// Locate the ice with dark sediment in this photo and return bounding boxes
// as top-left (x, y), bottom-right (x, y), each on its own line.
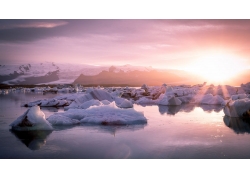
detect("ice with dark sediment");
top-left (10, 106), bottom-right (53, 131)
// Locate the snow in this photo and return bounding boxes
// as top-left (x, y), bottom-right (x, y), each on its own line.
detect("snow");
top-left (10, 106), bottom-right (53, 131)
top-left (47, 102), bottom-right (147, 125)
top-left (0, 62), bottom-right (154, 85)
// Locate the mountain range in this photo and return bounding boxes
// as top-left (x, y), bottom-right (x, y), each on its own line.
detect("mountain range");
top-left (0, 62), bottom-right (249, 86)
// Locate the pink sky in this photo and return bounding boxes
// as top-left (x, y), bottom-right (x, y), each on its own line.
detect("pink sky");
top-left (0, 20), bottom-right (250, 70)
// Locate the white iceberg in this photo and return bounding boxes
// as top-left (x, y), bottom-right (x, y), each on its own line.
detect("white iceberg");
top-left (115, 97), bottom-right (133, 108)
top-left (193, 94), bottom-right (225, 105)
top-left (10, 106), bottom-right (53, 131)
top-left (101, 100), bottom-right (111, 105)
top-left (158, 95), bottom-right (182, 106)
top-left (231, 94), bottom-right (248, 100)
top-left (223, 98), bottom-right (250, 118)
top-left (80, 99), bottom-right (102, 109)
top-left (47, 102), bottom-right (147, 125)
top-left (47, 115), bottom-right (80, 125)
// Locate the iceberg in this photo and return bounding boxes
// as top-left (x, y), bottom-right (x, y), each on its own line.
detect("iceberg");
top-left (80, 99), bottom-right (102, 109)
top-left (192, 94), bottom-right (225, 105)
top-left (223, 98), bottom-right (250, 118)
top-left (158, 94), bottom-right (182, 106)
top-left (47, 102), bottom-right (147, 125)
top-left (10, 106), bottom-right (53, 131)
top-left (115, 97), bottom-right (133, 108)
top-left (47, 115), bottom-right (80, 125)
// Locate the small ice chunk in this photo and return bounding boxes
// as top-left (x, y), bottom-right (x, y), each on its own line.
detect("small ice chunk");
top-left (101, 100), bottom-right (111, 105)
top-left (47, 115), bottom-right (80, 125)
top-left (231, 94), bottom-right (247, 100)
top-left (158, 95), bottom-right (182, 106)
top-left (115, 97), bottom-right (133, 108)
top-left (223, 98), bottom-right (250, 118)
top-left (90, 89), bottom-right (113, 101)
top-left (80, 99), bottom-right (102, 109)
top-left (10, 106), bottom-right (53, 131)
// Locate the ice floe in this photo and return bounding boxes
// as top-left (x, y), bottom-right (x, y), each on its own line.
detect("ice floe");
top-left (223, 98), bottom-right (250, 118)
top-left (10, 106), bottom-right (53, 131)
top-left (11, 82), bottom-right (250, 120)
top-left (115, 97), bottom-right (133, 108)
top-left (47, 114), bottom-right (80, 125)
top-left (47, 102), bottom-right (147, 125)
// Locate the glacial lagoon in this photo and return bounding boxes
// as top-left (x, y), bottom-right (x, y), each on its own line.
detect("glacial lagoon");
top-left (1, 91), bottom-right (250, 159)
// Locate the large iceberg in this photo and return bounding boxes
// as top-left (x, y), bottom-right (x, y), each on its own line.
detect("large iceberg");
top-left (10, 106), bottom-right (53, 131)
top-left (223, 98), bottom-right (250, 118)
top-left (47, 102), bottom-right (147, 125)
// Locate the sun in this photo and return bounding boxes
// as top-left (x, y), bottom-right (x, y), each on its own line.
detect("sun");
top-left (185, 53), bottom-right (246, 84)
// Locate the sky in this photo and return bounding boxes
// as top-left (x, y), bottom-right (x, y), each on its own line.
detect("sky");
top-left (0, 19), bottom-right (250, 71)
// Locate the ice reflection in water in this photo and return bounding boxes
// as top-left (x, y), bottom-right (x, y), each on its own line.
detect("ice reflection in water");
top-left (158, 103), bottom-right (223, 116)
top-left (10, 130), bottom-right (52, 150)
top-left (53, 124), bottom-right (147, 136)
top-left (223, 116), bottom-right (250, 134)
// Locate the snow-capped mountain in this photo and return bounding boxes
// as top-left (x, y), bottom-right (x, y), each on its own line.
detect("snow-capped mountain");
top-left (1, 62), bottom-right (249, 86)
top-left (0, 62), bottom-right (154, 85)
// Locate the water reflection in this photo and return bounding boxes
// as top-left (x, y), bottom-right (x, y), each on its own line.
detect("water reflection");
top-left (223, 116), bottom-right (250, 134)
top-left (53, 124), bottom-right (147, 136)
top-left (10, 130), bottom-right (52, 150)
top-left (158, 104), bottom-right (223, 115)
top-left (85, 124), bottom-right (146, 136)
top-left (158, 105), bottom-right (182, 115)
top-left (199, 104), bottom-right (223, 113)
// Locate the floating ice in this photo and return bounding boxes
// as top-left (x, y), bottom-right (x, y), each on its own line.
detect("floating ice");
top-left (80, 99), bottom-right (102, 109)
top-left (231, 94), bottom-right (248, 100)
top-left (136, 97), bottom-right (158, 105)
top-left (193, 94), bottom-right (225, 105)
top-left (223, 98), bottom-right (250, 118)
top-left (47, 115), bottom-right (80, 125)
top-left (10, 106), bottom-right (53, 131)
top-left (47, 102), bottom-right (147, 125)
top-left (101, 100), bottom-right (111, 105)
top-left (115, 97), bottom-right (133, 108)
top-left (158, 94), bottom-right (182, 106)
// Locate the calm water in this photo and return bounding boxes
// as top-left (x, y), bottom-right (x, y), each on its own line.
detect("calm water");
top-left (1, 91), bottom-right (250, 159)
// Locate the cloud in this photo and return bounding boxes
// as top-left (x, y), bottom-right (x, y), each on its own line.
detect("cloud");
top-left (0, 20), bottom-right (68, 30)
